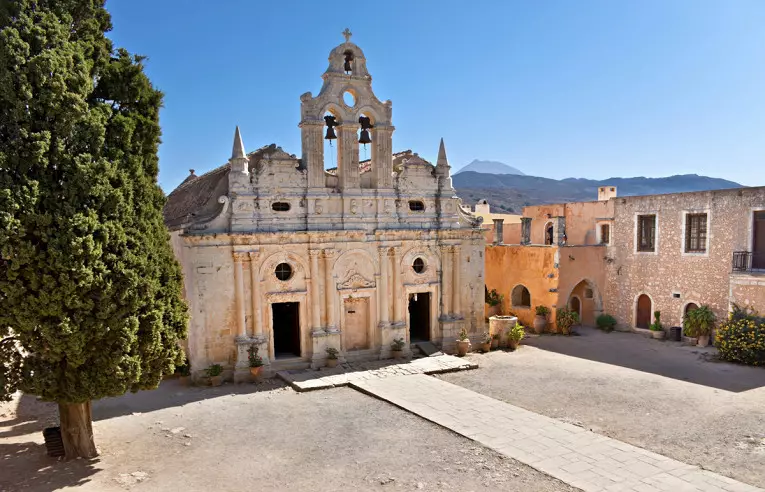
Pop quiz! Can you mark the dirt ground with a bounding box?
[0,379,576,492]
[437,327,765,489]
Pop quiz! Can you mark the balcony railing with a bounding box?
[732,251,765,272]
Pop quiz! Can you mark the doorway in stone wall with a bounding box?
[636,295,652,329]
[408,293,430,342]
[754,211,765,269]
[569,296,581,322]
[272,302,300,358]
[344,297,370,351]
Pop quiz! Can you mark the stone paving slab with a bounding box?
[350,374,762,492]
[276,355,477,392]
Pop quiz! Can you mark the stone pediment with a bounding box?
[337,269,375,290]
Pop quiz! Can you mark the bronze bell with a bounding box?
[344,51,353,74]
[358,129,371,144]
[324,115,338,140]
[325,126,337,140]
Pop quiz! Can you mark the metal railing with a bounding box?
[732,251,765,272]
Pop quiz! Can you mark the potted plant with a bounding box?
[596,313,617,332]
[533,305,550,334]
[683,305,716,347]
[390,338,406,359]
[556,308,579,335]
[485,288,503,318]
[456,327,471,356]
[248,344,264,377]
[205,363,223,387]
[326,347,340,368]
[507,323,525,350]
[480,333,492,353]
[491,333,500,350]
[177,359,191,386]
[649,311,665,339]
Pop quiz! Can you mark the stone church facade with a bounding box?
[164,31,485,381]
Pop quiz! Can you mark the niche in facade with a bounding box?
[409,200,425,212]
[272,202,291,212]
[412,257,426,274]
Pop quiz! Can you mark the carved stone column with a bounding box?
[309,249,322,331]
[248,251,262,336]
[337,125,359,190]
[391,247,402,323]
[324,249,338,331]
[299,120,325,187]
[233,252,248,337]
[378,246,390,325]
[493,218,504,245]
[440,245,451,315]
[521,217,532,245]
[373,126,394,189]
[452,246,461,318]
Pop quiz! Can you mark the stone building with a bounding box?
[485,185,765,333]
[163,31,485,381]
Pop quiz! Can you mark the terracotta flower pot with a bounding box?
[250,367,263,377]
[651,330,665,340]
[508,339,519,350]
[456,340,470,356]
[533,315,547,334]
[486,305,501,318]
[326,358,339,368]
[697,334,710,347]
[178,376,191,386]
[481,342,491,353]
[391,349,404,359]
[209,375,223,387]
[490,338,499,350]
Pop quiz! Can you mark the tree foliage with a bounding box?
[0,0,188,404]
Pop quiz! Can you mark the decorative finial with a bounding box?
[189,169,196,175]
[231,125,246,160]
[342,28,352,43]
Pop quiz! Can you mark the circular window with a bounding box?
[343,91,355,107]
[412,257,425,274]
[275,263,293,281]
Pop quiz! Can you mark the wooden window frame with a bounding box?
[637,214,656,252]
[684,213,708,253]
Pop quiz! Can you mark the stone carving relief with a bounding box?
[337,269,376,290]
[218,195,230,214]
[315,200,323,215]
[350,199,358,215]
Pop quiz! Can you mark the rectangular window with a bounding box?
[637,215,656,252]
[685,213,708,253]
[600,224,610,244]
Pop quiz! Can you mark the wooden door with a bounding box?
[344,298,369,350]
[636,295,651,329]
[754,211,765,269]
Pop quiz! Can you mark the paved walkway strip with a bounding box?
[351,374,762,492]
[276,355,477,392]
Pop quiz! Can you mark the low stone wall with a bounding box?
[489,316,518,347]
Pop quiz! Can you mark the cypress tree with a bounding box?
[0,0,188,458]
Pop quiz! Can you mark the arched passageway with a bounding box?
[565,279,602,326]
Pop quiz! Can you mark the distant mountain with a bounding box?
[454,159,525,176]
[453,172,742,214]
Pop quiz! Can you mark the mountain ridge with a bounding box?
[454,159,525,176]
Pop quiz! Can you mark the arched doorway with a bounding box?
[684,302,698,316]
[544,223,554,245]
[636,294,652,329]
[569,296,581,323]
[565,279,602,326]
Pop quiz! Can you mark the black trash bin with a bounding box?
[43,426,65,457]
[669,326,682,342]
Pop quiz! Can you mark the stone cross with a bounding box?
[342,28,352,42]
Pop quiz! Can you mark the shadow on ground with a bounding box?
[0,441,99,491]
[523,326,765,392]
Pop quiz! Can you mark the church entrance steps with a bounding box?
[276,354,477,392]
[412,341,443,357]
[350,374,763,492]
[269,356,311,372]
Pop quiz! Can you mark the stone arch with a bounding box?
[634,292,654,329]
[401,246,442,274]
[544,221,554,245]
[682,300,700,322]
[258,250,310,283]
[354,105,384,125]
[563,279,603,326]
[511,284,531,308]
[333,248,379,281]
[320,103,348,124]
[569,295,582,320]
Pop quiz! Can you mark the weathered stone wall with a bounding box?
[604,188,765,329]
[523,200,613,246]
[730,274,765,312]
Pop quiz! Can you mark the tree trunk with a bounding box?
[58,401,98,459]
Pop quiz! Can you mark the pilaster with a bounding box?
[373,126,394,189]
[323,249,338,332]
[337,125,359,190]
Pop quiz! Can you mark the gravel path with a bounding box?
[437,328,765,489]
[1,380,576,491]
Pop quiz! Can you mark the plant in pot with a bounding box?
[533,305,550,334]
[683,305,716,347]
[491,333,500,350]
[325,347,340,368]
[596,313,617,332]
[485,288,503,318]
[481,333,492,353]
[176,357,191,386]
[205,363,223,387]
[507,323,525,350]
[248,344,264,377]
[649,311,665,339]
[390,337,406,359]
[556,308,579,335]
[456,327,471,356]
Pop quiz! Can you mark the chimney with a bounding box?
[493,218,504,245]
[598,186,617,201]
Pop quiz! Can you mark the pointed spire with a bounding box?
[436,138,450,169]
[231,126,246,160]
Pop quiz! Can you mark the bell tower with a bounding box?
[299,29,394,190]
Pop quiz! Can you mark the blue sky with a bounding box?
[107,0,765,191]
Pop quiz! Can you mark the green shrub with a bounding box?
[535,305,551,317]
[485,288,503,307]
[556,308,579,335]
[716,316,765,366]
[205,364,223,377]
[649,311,663,331]
[596,314,617,332]
[683,305,716,337]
